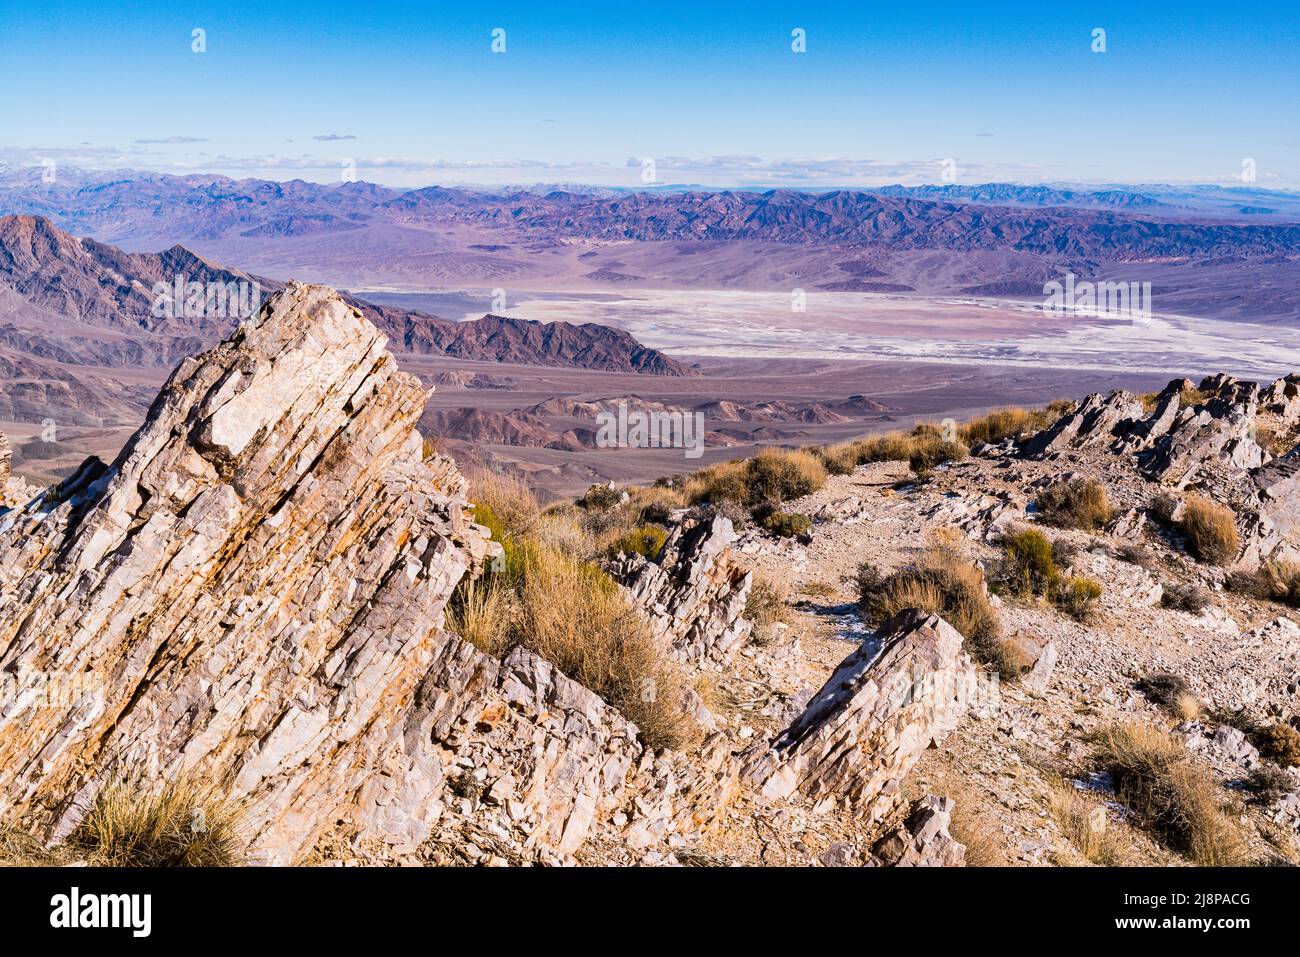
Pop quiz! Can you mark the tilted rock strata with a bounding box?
[611,515,754,669]
[741,609,977,822]
[871,795,967,867]
[1020,373,1299,567]
[0,284,514,862]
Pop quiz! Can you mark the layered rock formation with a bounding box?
[1020,373,1300,566]
[742,610,977,821]
[611,515,754,669]
[0,284,509,862]
[0,285,983,866]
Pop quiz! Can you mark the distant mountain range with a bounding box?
[0,214,690,429]
[4,167,1299,252]
[2,167,1295,326]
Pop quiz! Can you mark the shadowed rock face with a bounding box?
[0,284,505,860]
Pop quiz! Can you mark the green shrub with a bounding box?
[1001,527,1059,595]
[761,511,812,538]
[1056,575,1103,622]
[608,523,668,559]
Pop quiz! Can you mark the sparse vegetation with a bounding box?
[1245,764,1295,803]
[856,542,1017,678]
[745,573,793,629]
[1001,527,1059,595]
[958,403,1073,446]
[1148,492,1180,527]
[447,577,513,657]
[760,510,812,538]
[1114,541,1156,569]
[1035,477,1113,531]
[1180,495,1240,565]
[1051,537,1080,566]
[1229,560,1300,608]
[1161,581,1213,614]
[454,476,696,750]
[607,523,668,559]
[1133,672,1202,720]
[1050,779,1124,865]
[800,579,837,599]
[1091,723,1247,866]
[1055,576,1103,623]
[69,777,244,867]
[683,447,826,510]
[1256,722,1300,767]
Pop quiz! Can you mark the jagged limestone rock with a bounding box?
[611,514,754,669]
[0,284,517,862]
[740,609,977,822]
[871,795,967,867]
[1020,390,1145,457]
[0,283,755,865]
[1139,377,1267,486]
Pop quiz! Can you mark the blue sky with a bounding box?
[1,0,1297,187]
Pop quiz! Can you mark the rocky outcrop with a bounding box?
[871,795,967,867]
[0,430,9,490]
[0,283,760,866]
[1138,376,1267,486]
[1019,374,1297,567]
[1020,390,1144,457]
[0,284,516,863]
[611,515,754,669]
[741,609,977,822]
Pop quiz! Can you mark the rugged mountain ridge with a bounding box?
[0,214,689,375]
[0,284,974,866]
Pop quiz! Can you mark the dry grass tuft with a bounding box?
[959,404,1068,446]
[683,447,826,510]
[70,777,244,867]
[1050,779,1125,865]
[857,544,1015,678]
[1181,496,1240,565]
[1036,477,1113,531]
[1091,723,1247,866]
[745,572,793,629]
[514,545,696,750]
[447,577,514,658]
[1230,560,1300,608]
[453,478,697,751]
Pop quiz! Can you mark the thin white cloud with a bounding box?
[313,133,357,141]
[133,136,209,144]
